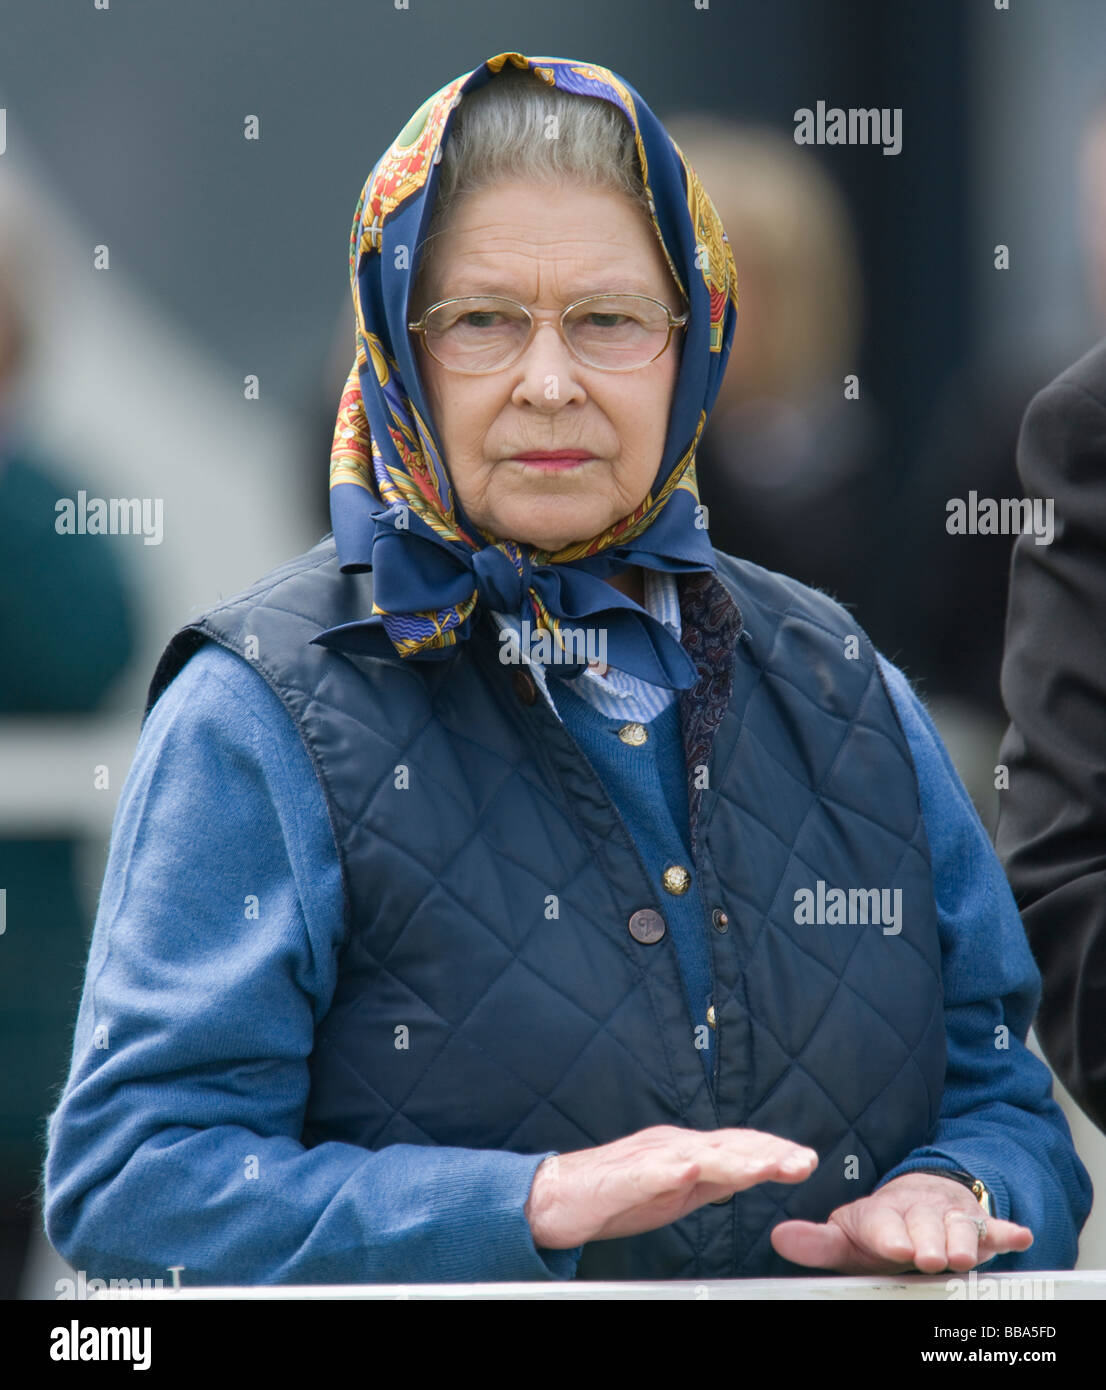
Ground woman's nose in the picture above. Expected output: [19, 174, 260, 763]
[509, 320, 588, 410]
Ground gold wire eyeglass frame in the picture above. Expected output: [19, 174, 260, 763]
[407, 293, 690, 374]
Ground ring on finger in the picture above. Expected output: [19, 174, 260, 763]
[949, 1211, 988, 1241]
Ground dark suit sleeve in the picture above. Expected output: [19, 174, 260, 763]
[995, 335, 1106, 1135]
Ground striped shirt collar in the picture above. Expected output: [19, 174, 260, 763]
[490, 568, 682, 725]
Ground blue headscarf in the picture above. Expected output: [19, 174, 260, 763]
[315, 52, 739, 690]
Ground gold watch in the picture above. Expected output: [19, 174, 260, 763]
[912, 1165, 992, 1217]
[970, 1177, 993, 1218]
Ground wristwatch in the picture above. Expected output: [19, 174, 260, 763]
[912, 1165, 993, 1218]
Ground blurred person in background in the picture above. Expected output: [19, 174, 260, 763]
[994, 85, 1106, 1138]
[996, 332, 1106, 1142]
[890, 89, 1106, 832]
[0, 169, 136, 1295]
[661, 119, 893, 647]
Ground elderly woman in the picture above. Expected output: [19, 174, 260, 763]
[44, 52, 1089, 1286]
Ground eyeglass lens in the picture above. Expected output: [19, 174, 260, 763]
[420, 295, 675, 371]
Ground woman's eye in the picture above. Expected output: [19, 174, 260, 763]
[585, 313, 628, 328]
[459, 311, 501, 328]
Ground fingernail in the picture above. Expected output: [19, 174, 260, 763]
[782, 1151, 814, 1173]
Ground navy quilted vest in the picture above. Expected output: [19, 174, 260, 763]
[146, 535, 945, 1281]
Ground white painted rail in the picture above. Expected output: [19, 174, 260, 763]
[91, 1270, 1106, 1299]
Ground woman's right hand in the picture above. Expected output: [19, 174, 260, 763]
[524, 1125, 819, 1249]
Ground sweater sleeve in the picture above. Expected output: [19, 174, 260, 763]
[871, 655, 1093, 1269]
[42, 640, 581, 1285]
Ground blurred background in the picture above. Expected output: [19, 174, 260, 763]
[2, 0, 1105, 1295]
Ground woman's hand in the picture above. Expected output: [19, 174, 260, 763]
[770, 1171, 1034, 1273]
[524, 1125, 819, 1249]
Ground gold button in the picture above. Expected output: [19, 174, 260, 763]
[706, 1005, 716, 1029]
[618, 722, 648, 746]
[662, 865, 691, 895]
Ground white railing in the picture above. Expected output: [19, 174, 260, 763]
[92, 1270, 1106, 1300]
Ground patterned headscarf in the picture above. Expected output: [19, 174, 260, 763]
[313, 52, 739, 690]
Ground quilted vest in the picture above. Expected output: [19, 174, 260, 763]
[146, 534, 945, 1281]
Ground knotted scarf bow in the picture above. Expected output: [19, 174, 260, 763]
[313, 51, 739, 690]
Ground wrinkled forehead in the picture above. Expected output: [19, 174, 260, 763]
[412, 182, 684, 310]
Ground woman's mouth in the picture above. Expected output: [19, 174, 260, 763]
[509, 450, 593, 472]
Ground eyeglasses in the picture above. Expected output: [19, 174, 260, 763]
[407, 293, 689, 374]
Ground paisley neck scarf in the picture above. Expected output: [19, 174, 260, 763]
[313, 51, 738, 690]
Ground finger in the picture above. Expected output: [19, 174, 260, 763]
[708, 1130, 819, 1171]
[979, 1218, 1035, 1256]
[630, 1146, 813, 1205]
[701, 1150, 818, 1195]
[632, 1158, 706, 1198]
[944, 1208, 983, 1272]
[854, 1202, 916, 1269]
[770, 1218, 856, 1270]
[766, 1217, 855, 1273]
[644, 1134, 818, 1204]
[704, 1141, 819, 1188]
[902, 1202, 953, 1273]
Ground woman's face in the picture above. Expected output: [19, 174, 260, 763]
[411, 179, 683, 553]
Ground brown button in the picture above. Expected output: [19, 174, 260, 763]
[710, 1192, 734, 1205]
[617, 721, 648, 747]
[712, 908, 729, 933]
[662, 865, 691, 896]
[628, 908, 666, 945]
[511, 669, 537, 705]
[706, 1004, 717, 1030]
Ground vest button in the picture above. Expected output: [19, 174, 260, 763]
[628, 908, 666, 944]
[706, 1004, 716, 1029]
[710, 1192, 734, 1205]
[512, 669, 537, 705]
[712, 908, 729, 933]
[617, 721, 648, 746]
[662, 864, 691, 895]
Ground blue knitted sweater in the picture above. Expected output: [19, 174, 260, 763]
[548, 682, 716, 1087]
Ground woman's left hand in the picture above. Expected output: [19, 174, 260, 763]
[770, 1171, 1034, 1273]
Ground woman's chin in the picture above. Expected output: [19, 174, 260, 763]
[490, 508, 611, 554]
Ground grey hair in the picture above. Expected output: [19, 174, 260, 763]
[414, 66, 652, 298]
